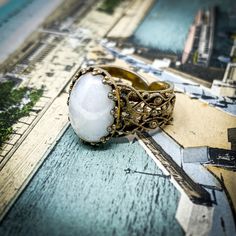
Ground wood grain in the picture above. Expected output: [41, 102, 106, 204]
[0, 92, 69, 221]
[0, 127, 183, 236]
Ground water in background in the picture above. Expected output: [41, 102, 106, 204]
[134, 0, 236, 54]
[0, 0, 32, 27]
[0, 0, 62, 62]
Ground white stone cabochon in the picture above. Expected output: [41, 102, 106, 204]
[69, 72, 115, 142]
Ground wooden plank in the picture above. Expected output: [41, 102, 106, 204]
[0, 92, 69, 221]
[0, 127, 184, 236]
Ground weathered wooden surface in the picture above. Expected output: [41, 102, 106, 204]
[0, 91, 69, 221]
[0, 127, 183, 236]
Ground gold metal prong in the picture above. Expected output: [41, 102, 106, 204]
[108, 92, 114, 99]
[80, 68, 87, 74]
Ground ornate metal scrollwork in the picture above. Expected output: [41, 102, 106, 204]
[115, 81, 176, 136]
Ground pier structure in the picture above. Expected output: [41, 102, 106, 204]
[182, 7, 215, 67]
[211, 39, 236, 97]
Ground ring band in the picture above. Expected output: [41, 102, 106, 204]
[68, 66, 175, 145]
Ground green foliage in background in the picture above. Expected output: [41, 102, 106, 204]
[193, 50, 199, 64]
[0, 81, 43, 148]
[98, 0, 122, 14]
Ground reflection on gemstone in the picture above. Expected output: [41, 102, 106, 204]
[69, 72, 115, 142]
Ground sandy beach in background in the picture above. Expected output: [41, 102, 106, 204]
[107, 0, 155, 38]
[0, 0, 63, 64]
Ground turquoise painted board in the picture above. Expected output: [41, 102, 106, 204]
[0, 127, 183, 236]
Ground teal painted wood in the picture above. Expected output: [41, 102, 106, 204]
[0, 127, 183, 236]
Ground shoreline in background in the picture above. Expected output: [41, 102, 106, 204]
[0, 0, 63, 65]
[0, 0, 86, 73]
[107, 0, 155, 39]
[129, 0, 236, 83]
[133, 0, 235, 55]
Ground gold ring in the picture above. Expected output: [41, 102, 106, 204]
[67, 65, 175, 145]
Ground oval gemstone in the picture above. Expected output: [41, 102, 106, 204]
[68, 72, 115, 142]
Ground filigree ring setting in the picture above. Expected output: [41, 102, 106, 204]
[67, 66, 176, 145]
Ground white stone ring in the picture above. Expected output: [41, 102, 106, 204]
[68, 66, 175, 145]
